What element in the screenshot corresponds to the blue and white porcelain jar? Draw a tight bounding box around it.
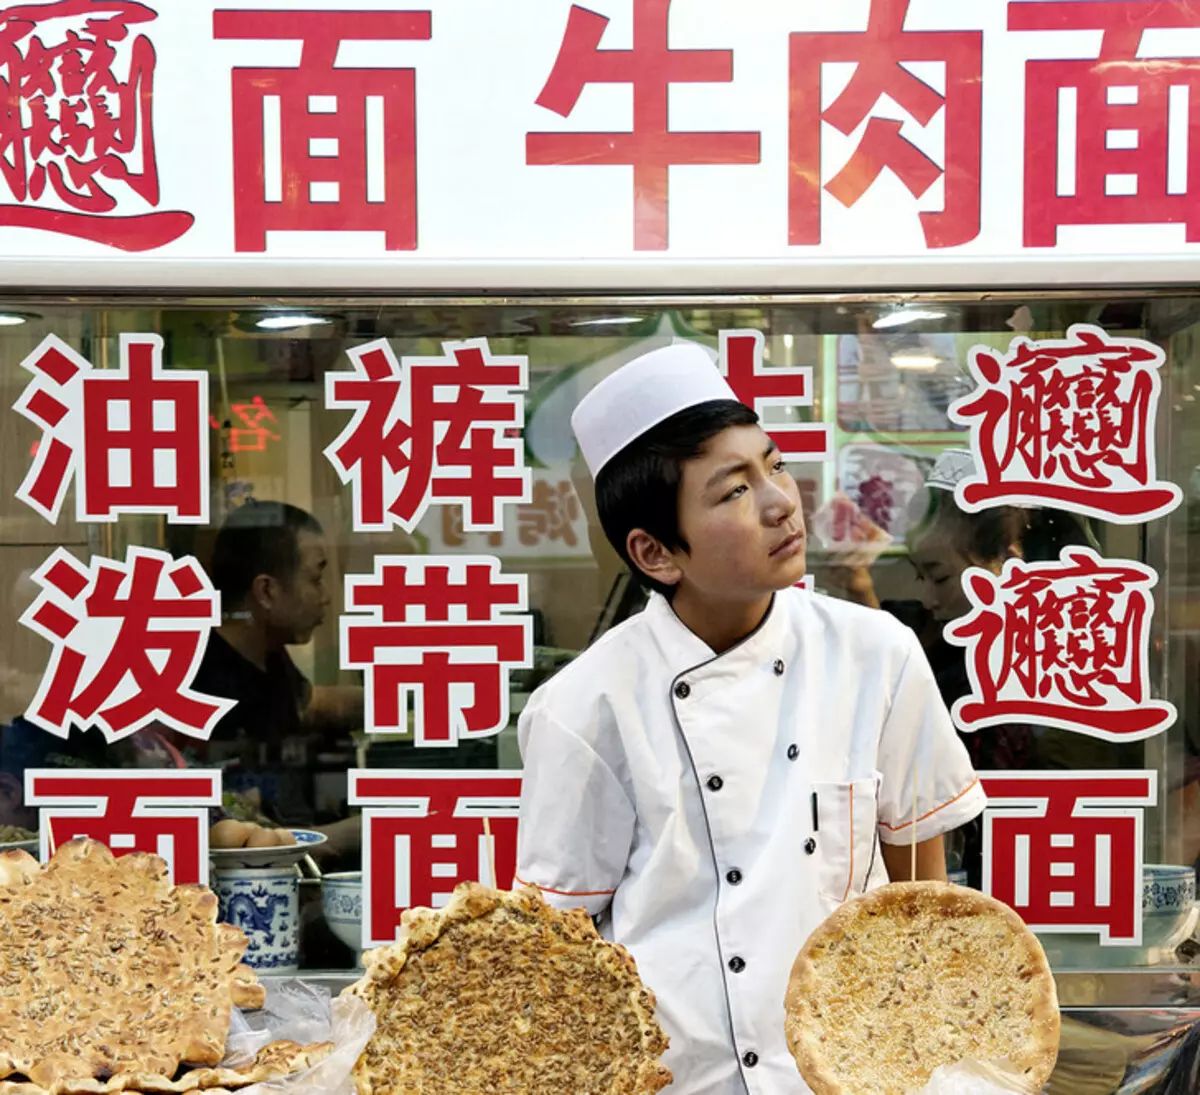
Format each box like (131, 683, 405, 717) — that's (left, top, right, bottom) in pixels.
(214, 865, 300, 973)
(322, 870, 363, 964)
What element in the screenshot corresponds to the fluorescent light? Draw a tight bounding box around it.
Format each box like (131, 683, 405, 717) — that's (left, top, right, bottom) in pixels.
(255, 314, 333, 330)
(568, 316, 646, 327)
(782, 334, 795, 350)
(0, 314, 27, 326)
(872, 309, 948, 330)
(891, 354, 941, 371)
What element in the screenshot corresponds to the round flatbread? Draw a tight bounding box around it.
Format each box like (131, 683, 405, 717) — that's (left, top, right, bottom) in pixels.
(0, 839, 273, 1091)
(785, 882, 1059, 1095)
(347, 883, 672, 1095)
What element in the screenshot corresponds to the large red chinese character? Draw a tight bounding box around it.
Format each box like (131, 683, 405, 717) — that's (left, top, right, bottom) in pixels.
(720, 330, 833, 461)
(341, 555, 532, 747)
(946, 548, 1175, 742)
(0, 0, 192, 250)
(1011, 1, 1200, 247)
(14, 333, 211, 524)
(350, 769, 521, 947)
(325, 337, 530, 533)
(981, 771, 1155, 945)
(25, 768, 221, 885)
(212, 9, 431, 252)
(20, 546, 234, 742)
(950, 325, 1182, 523)
(527, 0, 760, 250)
(789, 0, 981, 247)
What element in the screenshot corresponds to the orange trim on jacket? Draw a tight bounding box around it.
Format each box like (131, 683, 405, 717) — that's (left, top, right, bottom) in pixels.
(513, 872, 616, 898)
(881, 778, 982, 833)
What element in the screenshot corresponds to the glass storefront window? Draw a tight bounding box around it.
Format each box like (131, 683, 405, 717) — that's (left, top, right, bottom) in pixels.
(0, 293, 1193, 984)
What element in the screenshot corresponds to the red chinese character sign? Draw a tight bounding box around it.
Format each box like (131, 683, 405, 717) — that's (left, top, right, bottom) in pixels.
(14, 333, 211, 524)
(350, 770, 521, 948)
(325, 338, 530, 534)
(789, 0, 982, 248)
(0, 0, 193, 250)
(341, 555, 532, 747)
(25, 769, 222, 886)
(720, 330, 833, 462)
(20, 546, 234, 742)
(527, 0, 760, 251)
(945, 548, 1175, 742)
(326, 338, 528, 535)
(212, 9, 431, 252)
(950, 325, 1182, 523)
(1010, 1, 1200, 247)
(981, 771, 1155, 945)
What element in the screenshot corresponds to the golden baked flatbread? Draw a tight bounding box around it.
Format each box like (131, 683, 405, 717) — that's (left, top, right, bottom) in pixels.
(0, 840, 259, 1088)
(346, 883, 671, 1095)
(785, 882, 1060, 1095)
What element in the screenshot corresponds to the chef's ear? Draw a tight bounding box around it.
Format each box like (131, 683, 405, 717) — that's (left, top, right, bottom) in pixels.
(626, 529, 682, 588)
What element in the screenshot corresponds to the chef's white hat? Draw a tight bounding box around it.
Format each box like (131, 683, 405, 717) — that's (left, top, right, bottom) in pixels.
(571, 342, 740, 478)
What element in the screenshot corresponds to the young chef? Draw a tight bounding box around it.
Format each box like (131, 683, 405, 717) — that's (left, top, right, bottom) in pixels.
(514, 342, 987, 1095)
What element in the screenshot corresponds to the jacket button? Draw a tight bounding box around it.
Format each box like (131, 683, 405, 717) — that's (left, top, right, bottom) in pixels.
(707, 775, 724, 792)
(787, 744, 799, 760)
(804, 838, 817, 855)
(728, 956, 746, 973)
(674, 681, 691, 699)
(743, 1051, 759, 1068)
(773, 659, 785, 676)
(726, 868, 743, 885)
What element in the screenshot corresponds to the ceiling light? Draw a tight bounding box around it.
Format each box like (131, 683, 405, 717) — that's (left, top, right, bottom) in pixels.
(568, 316, 647, 327)
(0, 313, 27, 326)
(891, 354, 940, 371)
(782, 334, 795, 350)
(872, 309, 948, 330)
(255, 314, 333, 331)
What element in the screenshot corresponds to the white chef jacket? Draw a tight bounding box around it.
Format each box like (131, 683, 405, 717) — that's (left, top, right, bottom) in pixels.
(515, 588, 986, 1095)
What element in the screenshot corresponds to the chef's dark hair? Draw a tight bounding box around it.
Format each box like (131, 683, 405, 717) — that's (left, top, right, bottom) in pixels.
(595, 400, 759, 598)
(211, 500, 324, 606)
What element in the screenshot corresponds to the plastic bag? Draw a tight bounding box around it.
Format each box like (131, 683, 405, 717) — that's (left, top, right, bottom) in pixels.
(223, 979, 376, 1095)
(913, 1060, 1038, 1095)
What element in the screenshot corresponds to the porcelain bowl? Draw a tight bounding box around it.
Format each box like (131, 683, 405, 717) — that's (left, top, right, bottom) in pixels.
(1036, 862, 1197, 969)
(322, 870, 363, 959)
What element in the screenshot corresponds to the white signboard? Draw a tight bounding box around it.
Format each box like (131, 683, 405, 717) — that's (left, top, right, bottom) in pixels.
(1, 0, 1198, 288)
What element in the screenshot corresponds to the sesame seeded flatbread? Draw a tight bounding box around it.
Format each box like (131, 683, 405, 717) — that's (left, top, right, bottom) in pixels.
(0, 840, 269, 1090)
(785, 882, 1059, 1095)
(347, 883, 672, 1095)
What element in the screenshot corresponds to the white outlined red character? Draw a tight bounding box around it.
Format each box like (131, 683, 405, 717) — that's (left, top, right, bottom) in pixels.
(340, 555, 532, 747)
(212, 9, 432, 252)
(350, 769, 521, 948)
(949, 325, 1181, 523)
(25, 768, 222, 886)
(325, 338, 530, 533)
(14, 333, 211, 524)
(20, 546, 234, 742)
(945, 548, 1175, 742)
(1009, 1, 1200, 248)
(527, 0, 760, 251)
(720, 330, 833, 463)
(981, 771, 1155, 946)
(0, 0, 193, 250)
(788, 0, 982, 248)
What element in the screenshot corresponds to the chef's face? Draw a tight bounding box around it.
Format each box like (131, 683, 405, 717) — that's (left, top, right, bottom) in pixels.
(261, 530, 331, 645)
(666, 424, 807, 601)
(909, 514, 1009, 624)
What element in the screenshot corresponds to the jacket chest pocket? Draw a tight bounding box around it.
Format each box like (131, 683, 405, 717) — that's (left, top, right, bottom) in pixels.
(812, 774, 881, 906)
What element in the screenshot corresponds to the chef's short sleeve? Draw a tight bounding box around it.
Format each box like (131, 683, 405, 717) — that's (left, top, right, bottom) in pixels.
(515, 703, 635, 917)
(875, 627, 987, 846)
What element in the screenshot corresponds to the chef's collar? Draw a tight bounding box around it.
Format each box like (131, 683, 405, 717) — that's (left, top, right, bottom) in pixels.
(643, 590, 788, 675)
